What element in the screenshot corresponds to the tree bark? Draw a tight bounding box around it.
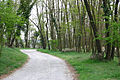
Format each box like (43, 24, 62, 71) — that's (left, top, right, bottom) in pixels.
(25, 21, 29, 48)
(84, 0, 102, 57)
(46, 0, 50, 50)
(111, 0, 119, 60)
(103, 0, 111, 60)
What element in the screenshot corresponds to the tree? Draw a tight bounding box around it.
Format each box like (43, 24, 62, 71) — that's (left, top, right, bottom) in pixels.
(102, 0, 111, 60)
(111, 0, 119, 60)
(18, 0, 37, 48)
(83, 0, 103, 59)
(0, 0, 23, 56)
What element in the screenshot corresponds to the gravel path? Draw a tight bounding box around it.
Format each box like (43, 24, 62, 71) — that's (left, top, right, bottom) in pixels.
(1, 49, 74, 80)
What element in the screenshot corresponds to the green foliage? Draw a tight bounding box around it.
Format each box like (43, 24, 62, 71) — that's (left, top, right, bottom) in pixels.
(0, 0, 24, 52)
(34, 31, 39, 38)
(37, 49, 120, 80)
(0, 0, 24, 36)
(18, 0, 37, 21)
(0, 47, 28, 76)
(50, 40, 59, 51)
(0, 0, 24, 28)
(97, 22, 120, 46)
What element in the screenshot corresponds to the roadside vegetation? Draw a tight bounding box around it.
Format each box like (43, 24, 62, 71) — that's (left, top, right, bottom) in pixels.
(38, 49, 120, 80)
(0, 47, 28, 77)
(0, 0, 120, 63)
(0, 0, 120, 80)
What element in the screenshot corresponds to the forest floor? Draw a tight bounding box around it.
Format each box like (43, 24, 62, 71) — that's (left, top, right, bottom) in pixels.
(0, 48, 28, 79)
(1, 49, 74, 80)
(37, 49, 120, 80)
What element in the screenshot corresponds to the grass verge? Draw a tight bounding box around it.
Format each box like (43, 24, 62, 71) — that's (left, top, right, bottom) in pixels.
(37, 49, 120, 80)
(0, 47, 28, 78)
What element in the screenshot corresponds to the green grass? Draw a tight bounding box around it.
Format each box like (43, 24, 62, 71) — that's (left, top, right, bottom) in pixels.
(38, 49, 120, 80)
(0, 47, 28, 76)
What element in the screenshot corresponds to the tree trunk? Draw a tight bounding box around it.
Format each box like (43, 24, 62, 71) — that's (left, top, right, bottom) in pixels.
(9, 34, 15, 47)
(84, 0, 103, 58)
(0, 34, 4, 57)
(103, 0, 111, 60)
(111, 0, 119, 60)
(46, 0, 50, 50)
(36, 3, 46, 49)
(25, 21, 29, 48)
(64, 0, 72, 49)
(58, 0, 62, 51)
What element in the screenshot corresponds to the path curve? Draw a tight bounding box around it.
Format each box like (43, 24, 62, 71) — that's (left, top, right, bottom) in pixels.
(1, 49, 74, 80)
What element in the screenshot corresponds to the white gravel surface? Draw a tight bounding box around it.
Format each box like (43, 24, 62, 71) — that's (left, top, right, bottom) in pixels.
(1, 49, 74, 80)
